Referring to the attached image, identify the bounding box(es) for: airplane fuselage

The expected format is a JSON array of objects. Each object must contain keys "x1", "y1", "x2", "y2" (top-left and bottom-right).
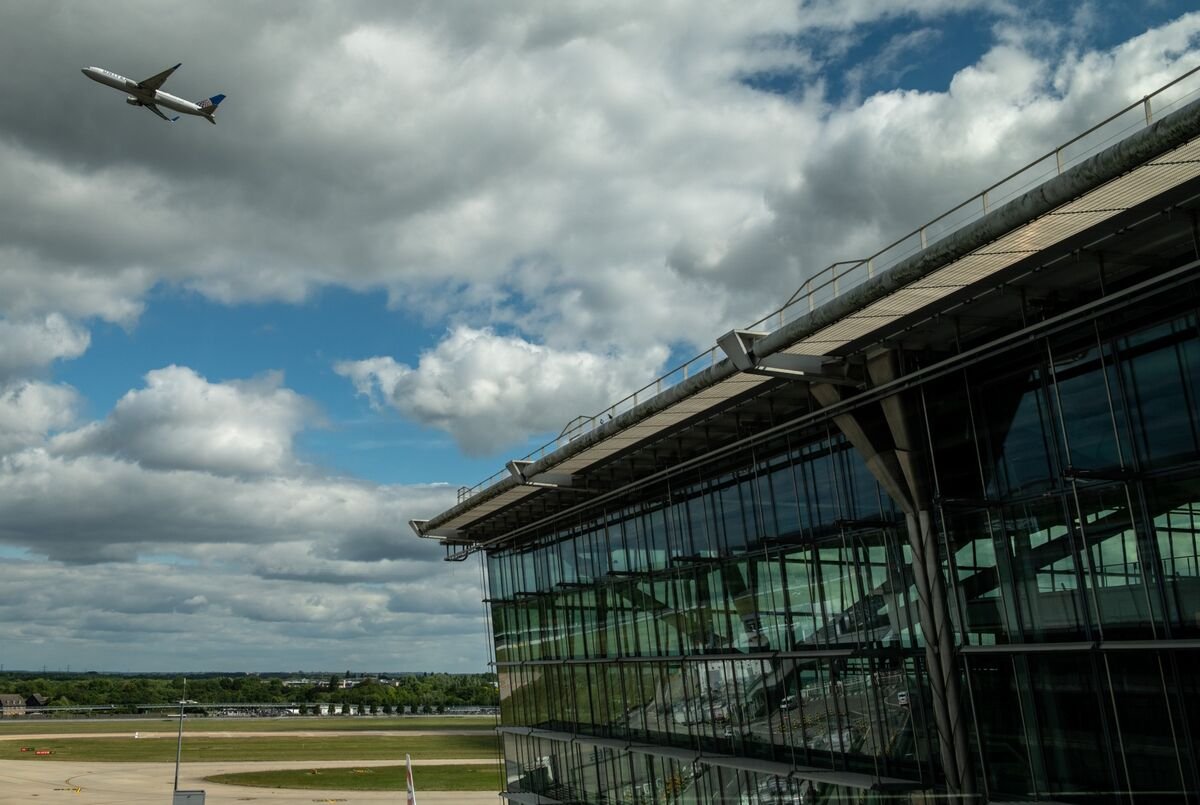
[{"x1": 81, "y1": 66, "x2": 216, "y2": 120}]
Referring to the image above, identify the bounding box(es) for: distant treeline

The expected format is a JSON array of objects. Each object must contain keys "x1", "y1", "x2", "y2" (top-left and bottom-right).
[{"x1": 0, "y1": 672, "x2": 498, "y2": 711}]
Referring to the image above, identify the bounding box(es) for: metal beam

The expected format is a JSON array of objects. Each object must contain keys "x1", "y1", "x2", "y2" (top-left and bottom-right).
[
  {"x1": 718, "y1": 329, "x2": 856, "y2": 383},
  {"x1": 507, "y1": 459, "x2": 576, "y2": 488},
  {"x1": 810, "y1": 350, "x2": 975, "y2": 801}
]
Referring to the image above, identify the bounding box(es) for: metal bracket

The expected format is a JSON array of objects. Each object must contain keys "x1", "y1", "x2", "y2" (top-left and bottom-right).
[
  {"x1": 506, "y1": 460, "x2": 575, "y2": 488},
  {"x1": 1062, "y1": 465, "x2": 1137, "y2": 482},
  {"x1": 408, "y1": 519, "x2": 466, "y2": 541},
  {"x1": 717, "y1": 329, "x2": 856, "y2": 384},
  {"x1": 445, "y1": 547, "x2": 472, "y2": 562},
  {"x1": 934, "y1": 497, "x2": 1004, "y2": 510},
  {"x1": 833, "y1": 518, "x2": 897, "y2": 530}
]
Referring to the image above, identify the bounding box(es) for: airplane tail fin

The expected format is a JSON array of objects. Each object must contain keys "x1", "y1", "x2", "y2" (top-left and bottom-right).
[{"x1": 198, "y1": 93, "x2": 225, "y2": 124}]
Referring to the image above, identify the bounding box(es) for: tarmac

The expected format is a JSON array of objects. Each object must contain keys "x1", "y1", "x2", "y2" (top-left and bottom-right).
[
  {"x1": 0, "y1": 730, "x2": 495, "y2": 740},
  {"x1": 0, "y1": 729, "x2": 504, "y2": 804}
]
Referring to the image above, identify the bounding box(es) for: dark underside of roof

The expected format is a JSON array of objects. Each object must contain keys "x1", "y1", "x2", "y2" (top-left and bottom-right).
[{"x1": 458, "y1": 176, "x2": 1200, "y2": 548}]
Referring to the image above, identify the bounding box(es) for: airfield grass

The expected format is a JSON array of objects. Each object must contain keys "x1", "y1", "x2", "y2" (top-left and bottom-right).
[
  {"x1": 0, "y1": 734, "x2": 499, "y2": 763},
  {"x1": 0, "y1": 715, "x2": 494, "y2": 735},
  {"x1": 208, "y1": 762, "x2": 501, "y2": 791}
]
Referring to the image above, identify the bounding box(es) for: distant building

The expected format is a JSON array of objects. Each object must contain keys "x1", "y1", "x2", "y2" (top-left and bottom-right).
[
  {"x1": 25, "y1": 694, "x2": 48, "y2": 708},
  {"x1": 283, "y1": 677, "x2": 363, "y2": 689},
  {"x1": 282, "y1": 678, "x2": 324, "y2": 688},
  {"x1": 0, "y1": 694, "x2": 26, "y2": 717}
]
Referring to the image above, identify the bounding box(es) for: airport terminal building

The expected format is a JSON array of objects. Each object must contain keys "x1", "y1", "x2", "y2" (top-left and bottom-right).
[{"x1": 414, "y1": 72, "x2": 1200, "y2": 803}]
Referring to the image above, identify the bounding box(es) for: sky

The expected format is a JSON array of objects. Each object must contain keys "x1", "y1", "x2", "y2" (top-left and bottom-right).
[{"x1": 0, "y1": 1, "x2": 1197, "y2": 673}]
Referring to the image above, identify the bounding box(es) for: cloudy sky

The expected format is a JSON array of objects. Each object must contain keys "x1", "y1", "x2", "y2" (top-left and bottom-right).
[{"x1": 0, "y1": 1, "x2": 1196, "y2": 673}]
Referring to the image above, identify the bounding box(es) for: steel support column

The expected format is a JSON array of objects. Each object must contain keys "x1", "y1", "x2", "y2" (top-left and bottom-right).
[
  {"x1": 904, "y1": 508, "x2": 973, "y2": 801},
  {"x1": 812, "y1": 350, "x2": 976, "y2": 802}
]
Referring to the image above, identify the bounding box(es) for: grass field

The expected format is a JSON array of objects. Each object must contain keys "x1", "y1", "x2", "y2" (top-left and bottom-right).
[
  {"x1": 0, "y1": 715, "x2": 495, "y2": 735},
  {"x1": 0, "y1": 734, "x2": 500, "y2": 762},
  {"x1": 207, "y1": 762, "x2": 501, "y2": 791}
]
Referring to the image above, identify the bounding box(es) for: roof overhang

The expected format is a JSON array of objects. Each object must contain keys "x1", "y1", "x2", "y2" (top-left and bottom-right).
[{"x1": 416, "y1": 90, "x2": 1200, "y2": 556}]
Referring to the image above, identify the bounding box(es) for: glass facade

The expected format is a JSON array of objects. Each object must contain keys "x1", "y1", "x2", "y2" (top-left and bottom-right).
[{"x1": 483, "y1": 287, "x2": 1200, "y2": 803}]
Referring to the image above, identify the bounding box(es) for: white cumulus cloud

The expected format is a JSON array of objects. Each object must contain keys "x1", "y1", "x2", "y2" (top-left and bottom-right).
[
  {"x1": 337, "y1": 326, "x2": 668, "y2": 455},
  {"x1": 0, "y1": 381, "x2": 80, "y2": 455},
  {"x1": 0, "y1": 0, "x2": 1196, "y2": 673},
  {"x1": 51, "y1": 365, "x2": 317, "y2": 477},
  {"x1": 0, "y1": 314, "x2": 90, "y2": 381}
]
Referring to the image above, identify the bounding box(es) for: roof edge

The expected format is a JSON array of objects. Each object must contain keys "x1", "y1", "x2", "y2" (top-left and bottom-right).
[
  {"x1": 753, "y1": 94, "x2": 1200, "y2": 358},
  {"x1": 423, "y1": 93, "x2": 1200, "y2": 536}
]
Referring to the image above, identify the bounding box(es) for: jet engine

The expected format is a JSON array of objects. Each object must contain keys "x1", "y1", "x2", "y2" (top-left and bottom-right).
[{"x1": 125, "y1": 97, "x2": 142, "y2": 106}]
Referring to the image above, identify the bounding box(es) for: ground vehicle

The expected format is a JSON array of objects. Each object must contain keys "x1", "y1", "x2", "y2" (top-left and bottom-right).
[{"x1": 896, "y1": 691, "x2": 909, "y2": 707}]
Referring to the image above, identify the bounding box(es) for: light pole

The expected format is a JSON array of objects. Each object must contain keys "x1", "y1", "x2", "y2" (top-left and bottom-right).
[{"x1": 173, "y1": 679, "x2": 186, "y2": 792}]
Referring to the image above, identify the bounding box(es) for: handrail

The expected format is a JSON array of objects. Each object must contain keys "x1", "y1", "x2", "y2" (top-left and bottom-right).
[{"x1": 455, "y1": 65, "x2": 1200, "y2": 505}]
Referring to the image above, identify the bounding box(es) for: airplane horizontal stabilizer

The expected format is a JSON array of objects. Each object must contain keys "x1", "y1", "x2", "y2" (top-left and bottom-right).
[{"x1": 144, "y1": 102, "x2": 178, "y2": 122}]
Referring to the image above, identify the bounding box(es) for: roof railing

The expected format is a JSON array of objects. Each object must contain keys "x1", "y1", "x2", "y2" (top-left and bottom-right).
[{"x1": 455, "y1": 65, "x2": 1200, "y2": 505}]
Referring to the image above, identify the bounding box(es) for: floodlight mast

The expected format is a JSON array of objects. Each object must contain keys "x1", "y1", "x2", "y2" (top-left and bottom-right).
[{"x1": 173, "y1": 679, "x2": 185, "y2": 791}]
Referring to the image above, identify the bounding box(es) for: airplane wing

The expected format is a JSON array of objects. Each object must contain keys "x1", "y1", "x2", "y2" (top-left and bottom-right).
[
  {"x1": 143, "y1": 103, "x2": 178, "y2": 123},
  {"x1": 138, "y1": 63, "x2": 181, "y2": 91}
]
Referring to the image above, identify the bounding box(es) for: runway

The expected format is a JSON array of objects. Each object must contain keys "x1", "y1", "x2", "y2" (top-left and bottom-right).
[
  {"x1": 0, "y1": 757, "x2": 503, "y2": 804},
  {"x1": 0, "y1": 725, "x2": 506, "y2": 802},
  {"x1": 0, "y1": 729, "x2": 495, "y2": 740}
]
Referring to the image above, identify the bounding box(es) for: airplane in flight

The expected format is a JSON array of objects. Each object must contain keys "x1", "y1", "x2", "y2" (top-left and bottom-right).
[{"x1": 81, "y1": 63, "x2": 224, "y2": 124}]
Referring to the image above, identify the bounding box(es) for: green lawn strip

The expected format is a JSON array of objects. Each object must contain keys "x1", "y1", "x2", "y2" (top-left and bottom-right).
[
  {"x1": 0, "y1": 716, "x2": 495, "y2": 735},
  {"x1": 207, "y1": 763, "x2": 501, "y2": 791},
  {"x1": 0, "y1": 734, "x2": 499, "y2": 763}
]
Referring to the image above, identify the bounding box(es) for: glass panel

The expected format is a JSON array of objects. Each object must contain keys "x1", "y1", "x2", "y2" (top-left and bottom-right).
[
  {"x1": 1074, "y1": 484, "x2": 1160, "y2": 638},
  {"x1": 1118, "y1": 315, "x2": 1200, "y2": 468},
  {"x1": 1002, "y1": 497, "x2": 1090, "y2": 642},
  {"x1": 573, "y1": 664, "x2": 594, "y2": 731},
  {"x1": 1051, "y1": 335, "x2": 1129, "y2": 472},
  {"x1": 1104, "y1": 653, "x2": 1188, "y2": 803},
  {"x1": 644, "y1": 505, "x2": 669, "y2": 571},
  {"x1": 717, "y1": 473, "x2": 752, "y2": 552},
  {"x1": 977, "y1": 362, "x2": 1061, "y2": 499},
  {"x1": 782, "y1": 546, "x2": 826, "y2": 649},
  {"x1": 798, "y1": 443, "x2": 840, "y2": 531},
  {"x1": 767, "y1": 458, "x2": 803, "y2": 539},
  {"x1": 1027, "y1": 653, "x2": 1119, "y2": 799},
  {"x1": 753, "y1": 556, "x2": 788, "y2": 652},
  {"x1": 965, "y1": 654, "x2": 1038, "y2": 799},
  {"x1": 492, "y1": 603, "x2": 515, "y2": 663},
  {"x1": 927, "y1": 372, "x2": 986, "y2": 501},
  {"x1": 1167, "y1": 650, "x2": 1200, "y2": 793},
  {"x1": 1146, "y1": 477, "x2": 1200, "y2": 637},
  {"x1": 838, "y1": 442, "x2": 884, "y2": 521}
]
